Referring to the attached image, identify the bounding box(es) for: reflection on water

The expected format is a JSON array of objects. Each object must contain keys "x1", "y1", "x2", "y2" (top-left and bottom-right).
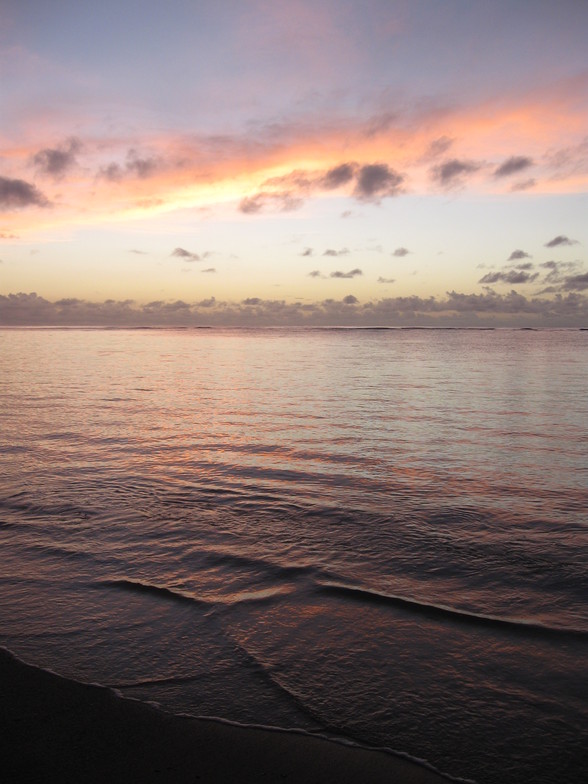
[{"x1": 0, "y1": 327, "x2": 587, "y2": 783}]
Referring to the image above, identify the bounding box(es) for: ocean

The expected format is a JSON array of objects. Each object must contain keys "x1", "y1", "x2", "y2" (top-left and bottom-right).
[{"x1": 1, "y1": 326, "x2": 586, "y2": 783}]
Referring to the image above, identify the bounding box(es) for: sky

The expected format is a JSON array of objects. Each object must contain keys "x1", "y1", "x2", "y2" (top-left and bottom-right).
[{"x1": 1, "y1": 0, "x2": 587, "y2": 326}]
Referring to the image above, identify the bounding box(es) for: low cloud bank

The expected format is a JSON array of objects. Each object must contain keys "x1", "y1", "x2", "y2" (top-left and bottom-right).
[{"x1": 2, "y1": 290, "x2": 587, "y2": 328}]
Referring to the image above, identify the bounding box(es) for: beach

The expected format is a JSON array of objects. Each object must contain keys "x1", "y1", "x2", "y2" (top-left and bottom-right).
[{"x1": 1, "y1": 647, "x2": 452, "y2": 784}]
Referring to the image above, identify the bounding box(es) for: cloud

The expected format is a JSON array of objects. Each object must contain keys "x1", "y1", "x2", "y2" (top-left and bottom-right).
[
  {"x1": 352, "y1": 164, "x2": 403, "y2": 202},
  {"x1": 0, "y1": 177, "x2": 50, "y2": 209},
  {"x1": 171, "y1": 247, "x2": 200, "y2": 261},
  {"x1": 307, "y1": 270, "x2": 324, "y2": 278},
  {"x1": 494, "y1": 156, "x2": 533, "y2": 177},
  {"x1": 300, "y1": 247, "x2": 313, "y2": 256},
  {"x1": 201, "y1": 267, "x2": 216, "y2": 273},
  {"x1": 510, "y1": 178, "x2": 536, "y2": 191},
  {"x1": 32, "y1": 138, "x2": 81, "y2": 178},
  {"x1": 378, "y1": 277, "x2": 395, "y2": 283},
  {"x1": 420, "y1": 136, "x2": 454, "y2": 162},
  {"x1": 539, "y1": 260, "x2": 582, "y2": 285},
  {"x1": 562, "y1": 273, "x2": 588, "y2": 291},
  {"x1": 262, "y1": 170, "x2": 313, "y2": 191},
  {"x1": 320, "y1": 163, "x2": 357, "y2": 189},
  {"x1": 125, "y1": 150, "x2": 160, "y2": 179},
  {"x1": 430, "y1": 158, "x2": 480, "y2": 187},
  {"x1": 392, "y1": 247, "x2": 410, "y2": 257},
  {"x1": 0, "y1": 231, "x2": 18, "y2": 239},
  {"x1": 507, "y1": 250, "x2": 531, "y2": 261},
  {"x1": 512, "y1": 262, "x2": 534, "y2": 271},
  {"x1": 129, "y1": 249, "x2": 148, "y2": 255},
  {"x1": 238, "y1": 191, "x2": 303, "y2": 213},
  {"x1": 241, "y1": 161, "x2": 403, "y2": 214},
  {"x1": 100, "y1": 149, "x2": 161, "y2": 182},
  {"x1": 135, "y1": 197, "x2": 165, "y2": 209},
  {"x1": 545, "y1": 136, "x2": 588, "y2": 178},
  {"x1": 323, "y1": 248, "x2": 349, "y2": 257},
  {"x1": 478, "y1": 270, "x2": 539, "y2": 285},
  {"x1": 544, "y1": 235, "x2": 579, "y2": 248},
  {"x1": 3, "y1": 289, "x2": 588, "y2": 327},
  {"x1": 330, "y1": 268, "x2": 362, "y2": 278}
]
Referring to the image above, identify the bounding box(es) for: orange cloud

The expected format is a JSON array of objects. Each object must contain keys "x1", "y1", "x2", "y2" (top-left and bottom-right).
[{"x1": 1, "y1": 74, "x2": 586, "y2": 236}]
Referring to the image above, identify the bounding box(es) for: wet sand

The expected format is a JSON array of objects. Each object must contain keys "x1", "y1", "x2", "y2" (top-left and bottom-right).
[{"x1": 1, "y1": 647, "x2": 456, "y2": 783}]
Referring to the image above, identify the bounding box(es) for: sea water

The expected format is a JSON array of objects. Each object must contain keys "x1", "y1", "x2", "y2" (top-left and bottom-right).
[{"x1": 0, "y1": 327, "x2": 586, "y2": 783}]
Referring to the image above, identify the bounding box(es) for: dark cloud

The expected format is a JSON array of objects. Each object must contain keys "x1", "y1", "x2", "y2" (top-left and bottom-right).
[
  {"x1": 421, "y1": 136, "x2": 454, "y2": 161},
  {"x1": 238, "y1": 192, "x2": 303, "y2": 214},
  {"x1": 363, "y1": 111, "x2": 397, "y2": 139},
  {"x1": 32, "y1": 138, "x2": 81, "y2": 178},
  {"x1": 330, "y1": 268, "x2": 362, "y2": 279},
  {"x1": 562, "y1": 273, "x2": 588, "y2": 291},
  {"x1": 352, "y1": 164, "x2": 403, "y2": 202},
  {"x1": 392, "y1": 247, "x2": 410, "y2": 257},
  {"x1": 544, "y1": 235, "x2": 579, "y2": 248},
  {"x1": 100, "y1": 162, "x2": 124, "y2": 182},
  {"x1": 378, "y1": 277, "x2": 395, "y2": 284},
  {"x1": 508, "y1": 250, "x2": 531, "y2": 261},
  {"x1": 545, "y1": 136, "x2": 588, "y2": 177},
  {"x1": 3, "y1": 290, "x2": 588, "y2": 327},
  {"x1": 126, "y1": 150, "x2": 160, "y2": 179},
  {"x1": 478, "y1": 270, "x2": 539, "y2": 285},
  {"x1": 539, "y1": 260, "x2": 581, "y2": 285},
  {"x1": 510, "y1": 178, "x2": 536, "y2": 191},
  {"x1": 323, "y1": 248, "x2": 349, "y2": 257},
  {"x1": 513, "y1": 262, "x2": 534, "y2": 271},
  {"x1": 261, "y1": 164, "x2": 356, "y2": 196},
  {"x1": 308, "y1": 270, "x2": 324, "y2": 278},
  {"x1": 100, "y1": 149, "x2": 161, "y2": 181},
  {"x1": 320, "y1": 163, "x2": 356, "y2": 189},
  {"x1": 262, "y1": 170, "x2": 313, "y2": 191},
  {"x1": 240, "y1": 161, "x2": 403, "y2": 214},
  {"x1": 171, "y1": 247, "x2": 200, "y2": 261},
  {"x1": 494, "y1": 156, "x2": 533, "y2": 178},
  {"x1": 0, "y1": 177, "x2": 49, "y2": 209},
  {"x1": 430, "y1": 158, "x2": 480, "y2": 187},
  {"x1": 300, "y1": 247, "x2": 313, "y2": 257}
]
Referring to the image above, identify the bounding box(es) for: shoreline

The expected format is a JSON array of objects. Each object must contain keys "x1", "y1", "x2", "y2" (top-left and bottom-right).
[{"x1": 0, "y1": 646, "x2": 463, "y2": 783}]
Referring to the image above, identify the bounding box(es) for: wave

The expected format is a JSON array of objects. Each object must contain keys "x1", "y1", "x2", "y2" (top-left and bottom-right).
[
  {"x1": 183, "y1": 545, "x2": 318, "y2": 581},
  {"x1": 96, "y1": 577, "x2": 296, "y2": 608},
  {"x1": 106, "y1": 672, "x2": 205, "y2": 689},
  {"x1": 0, "y1": 492, "x2": 96, "y2": 520},
  {"x1": 317, "y1": 582, "x2": 588, "y2": 639},
  {"x1": 97, "y1": 578, "x2": 212, "y2": 606}
]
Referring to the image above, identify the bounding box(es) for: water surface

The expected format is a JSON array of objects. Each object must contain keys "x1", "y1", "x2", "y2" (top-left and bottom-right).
[{"x1": 1, "y1": 327, "x2": 586, "y2": 783}]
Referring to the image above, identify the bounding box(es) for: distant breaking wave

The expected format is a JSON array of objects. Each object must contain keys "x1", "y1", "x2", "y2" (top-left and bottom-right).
[
  {"x1": 317, "y1": 582, "x2": 588, "y2": 639},
  {"x1": 96, "y1": 576, "x2": 588, "y2": 640},
  {"x1": 96, "y1": 578, "x2": 296, "y2": 608}
]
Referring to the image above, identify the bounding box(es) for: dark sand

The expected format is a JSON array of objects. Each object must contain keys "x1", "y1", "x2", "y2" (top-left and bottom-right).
[{"x1": 0, "y1": 647, "x2": 456, "y2": 783}]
